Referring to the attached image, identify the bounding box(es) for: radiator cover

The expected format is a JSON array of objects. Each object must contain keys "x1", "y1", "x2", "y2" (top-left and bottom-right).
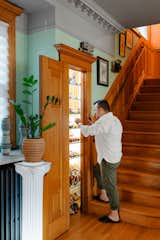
[{"x1": 0, "y1": 164, "x2": 22, "y2": 240}]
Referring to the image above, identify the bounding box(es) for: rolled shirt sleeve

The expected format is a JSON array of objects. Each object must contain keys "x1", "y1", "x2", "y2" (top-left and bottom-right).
[{"x1": 80, "y1": 115, "x2": 112, "y2": 137}]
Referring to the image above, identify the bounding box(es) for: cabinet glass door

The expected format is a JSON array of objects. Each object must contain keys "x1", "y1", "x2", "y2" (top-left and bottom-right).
[{"x1": 69, "y1": 69, "x2": 82, "y2": 215}]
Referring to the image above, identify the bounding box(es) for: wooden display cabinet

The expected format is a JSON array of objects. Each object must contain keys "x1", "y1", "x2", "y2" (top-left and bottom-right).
[{"x1": 40, "y1": 44, "x2": 96, "y2": 240}]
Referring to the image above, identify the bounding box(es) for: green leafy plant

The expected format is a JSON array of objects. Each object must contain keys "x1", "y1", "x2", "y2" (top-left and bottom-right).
[{"x1": 10, "y1": 75, "x2": 59, "y2": 139}]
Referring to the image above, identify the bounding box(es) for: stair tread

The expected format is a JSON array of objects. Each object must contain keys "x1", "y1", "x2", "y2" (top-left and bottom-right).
[
  {"x1": 129, "y1": 110, "x2": 160, "y2": 113},
  {"x1": 144, "y1": 78, "x2": 160, "y2": 80},
  {"x1": 121, "y1": 201, "x2": 160, "y2": 217},
  {"x1": 138, "y1": 92, "x2": 160, "y2": 95},
  {"x1": 122, "y1": 155, "x2": 160, "y2": 163},
  {"x1": 124, "y1": 130, "x2": 160, "y2": 134},
  {"x1": 125, "y1": 120, "x2": 160, "y2": 123},
  {"x1": 141, "y1": 85, "x2": 160, "y2": 88},
  {"x1": 134, "y1": 101, "x2": 160, "y2": 103},
  {"x1": 91, "y1": 199, "x2": 160, "y2": 217},
  {"x1": 119, "y1": 183, "x2": 160, "y2": 197},
  {"x1": 118, "y1": 168, "x2": 160, "y2": 178},
  {"x1": 123, "y1": 142, "x2": 160, "y2": 148}
]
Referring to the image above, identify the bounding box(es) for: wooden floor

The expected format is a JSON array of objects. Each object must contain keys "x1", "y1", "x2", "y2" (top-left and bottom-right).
[{"x1": 57, "y1": 214, "x2": 160, "y2": 240}]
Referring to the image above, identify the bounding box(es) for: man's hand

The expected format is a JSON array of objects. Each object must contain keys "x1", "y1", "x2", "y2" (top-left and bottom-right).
[
  {"x1": 75, "y1": 118, "x2": 82, "y2": 125},
  {"x1": 88, "y1": 115, "x2": 93, "y2": 125}
]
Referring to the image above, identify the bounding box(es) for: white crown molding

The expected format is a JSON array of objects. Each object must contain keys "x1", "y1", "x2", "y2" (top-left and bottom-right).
[
  {"x1": 80, "y1": 0, "x2": 124, "y2": 31},
  {"x1": 45, "y1": 0, "x2": 124, "y2": 33}
]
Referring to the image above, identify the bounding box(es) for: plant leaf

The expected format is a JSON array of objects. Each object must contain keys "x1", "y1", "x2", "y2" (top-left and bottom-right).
[
  {"x1": 46, "y1": 96, "x2": 50, "y2": 102},
  {"x1": 51, "y1": 96, "x2": 55, "y2": 103},
  {"x1": 55, "y1": 97, "x2": 59, "y2": 104},
  {"x1": 29, "y1": 75, "x2": 34, "y2": 84},
  {"x1": 32, "y1": 80, "x2": 38, "y2": 85},
  {"x1": 10, "y1": 100, "x2": 27, "y2": 126},
  {"x1": 22, "y1": 100, "x2": 31, "y2": 104},
  {"x1": 23, "y1": 90, "x2": 32, "y2": 95},
  {"x1": 41, "y1": 122, "x2": 56, "y2": 132},
  {"x1": 23, "y1": 83, "x2": 32, "y2": 87}
]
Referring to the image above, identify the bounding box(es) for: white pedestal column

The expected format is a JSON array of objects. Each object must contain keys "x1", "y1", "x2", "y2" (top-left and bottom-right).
[{"x1": 15, "y1": 161, "x2": 51, "y2": 240}]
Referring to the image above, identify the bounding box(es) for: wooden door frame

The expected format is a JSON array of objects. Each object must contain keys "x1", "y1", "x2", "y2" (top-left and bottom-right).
[{"x1": 55, "y1": 44, "x2": 96, "y2": 212}]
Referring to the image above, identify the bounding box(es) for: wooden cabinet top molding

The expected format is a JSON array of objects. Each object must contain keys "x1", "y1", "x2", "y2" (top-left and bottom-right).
[{"x1": 55, "y1": 44, "x2": 96, "y2": 64}]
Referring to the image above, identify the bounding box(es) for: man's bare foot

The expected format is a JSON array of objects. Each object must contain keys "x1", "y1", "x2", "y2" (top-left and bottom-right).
[
  {"x1": 108, "y1": 210, "x2": 120, "y2": 222},
  {"x1": 99, "y1": 189, "x2": 109, "y2": 202}
]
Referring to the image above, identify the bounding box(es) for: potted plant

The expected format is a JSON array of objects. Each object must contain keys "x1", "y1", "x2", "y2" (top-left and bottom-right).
[{"x1": 10, "y1": 75, "x2": 59, "y2": 162}]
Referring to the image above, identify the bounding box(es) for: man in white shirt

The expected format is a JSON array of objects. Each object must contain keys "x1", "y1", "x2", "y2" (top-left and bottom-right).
[{"x1": 75, "y1": 99, "x2": 123, "y2": 223}]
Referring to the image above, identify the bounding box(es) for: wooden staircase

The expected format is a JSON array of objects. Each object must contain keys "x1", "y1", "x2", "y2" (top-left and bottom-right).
[
  {"x1": 89, "y1": 35, "x2": 160, "y2": 228},
  {"x1": 119, "y1": 78, "x2": 160, "y2": 228}
]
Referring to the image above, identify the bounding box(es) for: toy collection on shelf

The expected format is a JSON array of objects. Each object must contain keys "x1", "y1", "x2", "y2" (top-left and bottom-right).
[{"x1": 69, "y1": 69, "x2": 82, "y2": 215}]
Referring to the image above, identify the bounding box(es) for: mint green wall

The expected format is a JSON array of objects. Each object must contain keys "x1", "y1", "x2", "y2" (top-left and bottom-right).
[
  {"x1": 28, "y1": 28, "x2": 57, "y2": 75},
  {"x1": 16, "y1": 28, "x2": 125, "y2": 115},
  {"x1": 27, "y1": 28, "x2": 57, "y2": 114},
  {"x1": 16, "y1": 31, "x2": 28, "y2": 143},
  {"x1": 16, "y1": 31, "x2": 28, "y2": 106}
]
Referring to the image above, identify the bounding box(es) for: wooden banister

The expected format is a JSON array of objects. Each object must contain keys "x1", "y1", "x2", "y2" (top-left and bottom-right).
[{"x1": 105, "y1": 36, "x2": 160, "y2": 122}]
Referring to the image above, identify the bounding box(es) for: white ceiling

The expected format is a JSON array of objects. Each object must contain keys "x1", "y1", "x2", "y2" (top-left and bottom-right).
[
  {"x1": 94, "y1": 0, "x2": 160, "y2": 28},
  {"x1": 8, "y1": 0, "x2": 50, "y2": 13},
  {"x1": 8, "y1": 0, "x2": 160, "y2": 28}
]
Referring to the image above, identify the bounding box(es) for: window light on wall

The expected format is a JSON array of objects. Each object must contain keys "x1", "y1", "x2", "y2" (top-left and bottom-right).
[{"x1": 0, "y1": 20, "x2": 9, "y2": 144}]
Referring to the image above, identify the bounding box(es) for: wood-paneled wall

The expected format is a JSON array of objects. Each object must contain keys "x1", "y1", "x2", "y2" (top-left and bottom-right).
[{"x1": 148, "y1": 24, "x2": 160, "y2": 50}]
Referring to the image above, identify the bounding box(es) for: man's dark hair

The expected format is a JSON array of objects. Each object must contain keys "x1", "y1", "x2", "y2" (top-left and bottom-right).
[{"x1": 94, "y1": 99, "x2": 110, "y2": 112}]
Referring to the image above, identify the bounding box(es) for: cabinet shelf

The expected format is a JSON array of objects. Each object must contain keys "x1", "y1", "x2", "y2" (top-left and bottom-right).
[
  {"x1": 69, "y1": 140, "x2": 81, "y2": 144},
  {"x1": 69, "y1": 126, "x2": 80, "y2": 129},
  {"x1": 69, "y1": 82, "x2": 81, "y2": 86},
  {"x1": 69, "y1": 111, "x2": 80, "y2": 115},
  {"x1": 69, "y1": 154, "x2": 80, "y2": 159},
  {"x1": 69, "y1": 97, "x2": 80, "y2": 101}
]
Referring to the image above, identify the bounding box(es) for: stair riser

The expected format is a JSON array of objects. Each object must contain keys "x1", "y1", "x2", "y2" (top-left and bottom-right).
[
  {"x1": 120, "y1": 209, "x2": 160, "y2": 228},
  {"x1": 132, "y1": 104, "x2": 160, "y2": 111},
  {"x1": 123, "y1": 133, "x2": 160, "y2": 145},
  {"x1": 118, "y1": 173, "x2": 160, "y2": 189},
  {"x1": 89, "y1": 199, "x2": 160, "y2": 229},
  {"x1": 124, "y1": 122, "x2": 160, "y2": 132},
  {"x1": 128, "y1": 112, "x2": 160, "y2": 121},
  {"x1": 144, "y1": 79, "x2": 160, "y2": 85},
  {"x1": 136, "y1": 95, "x2": 160, "y2": 102},
  {"x1": 119, "y1": 190, "x2": 160, "y2": 209},
  {"x1": 88, "y1": 201, "x2": 110, "y2": 217},
  {"x1": 121, "y1": 159, "x2": 160, "y2": 174},
  {"x1": 123, "y1": 145, "x2": 160, "y2": 158},
  {"x1": 140, "y1": 87, "x2": 160, "y2": 93}
]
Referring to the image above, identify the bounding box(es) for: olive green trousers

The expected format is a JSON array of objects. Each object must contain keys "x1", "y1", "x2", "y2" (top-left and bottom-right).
[{"x1": 93, "y1": 159, "x2": 120, "y2": 210}]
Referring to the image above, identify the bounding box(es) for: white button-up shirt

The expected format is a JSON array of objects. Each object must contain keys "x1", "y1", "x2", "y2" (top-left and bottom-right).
[{"x1": 80, "y1": 112, "x2": 123, "y2": 164}]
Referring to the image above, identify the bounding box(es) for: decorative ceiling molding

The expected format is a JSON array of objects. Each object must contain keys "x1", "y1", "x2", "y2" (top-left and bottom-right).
[{"x1": 66, "y1": 0, "x2": 124, "y2": 33}]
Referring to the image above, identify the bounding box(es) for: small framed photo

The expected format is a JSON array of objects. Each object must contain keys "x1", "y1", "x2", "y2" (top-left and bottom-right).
[
  {"x1": 97, "y1": 57, "x2": 109, "y2": 86},
  {"x1": 119, "y1": 32, "x2": 126, "y2": 57},
  {"x1": 126, "y1": 30, "x2": 133, "y2": 49}
]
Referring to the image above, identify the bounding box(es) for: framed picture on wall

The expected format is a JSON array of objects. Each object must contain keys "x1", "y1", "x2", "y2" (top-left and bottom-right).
[
  {"x1": 119, "y1": 32, "x2": 126, "y2": 57},
  {"x1": 126, "y1": 30, "x2": 133, "y2": 49},
  {"x1": 97, "y1": 56, "x2": 109, "y2": 86}
]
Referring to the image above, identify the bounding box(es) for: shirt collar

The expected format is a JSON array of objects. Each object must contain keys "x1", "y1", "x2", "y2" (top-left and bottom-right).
[{"x1": 100, "y1": 112, "x2": 113, "y2": 119}]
